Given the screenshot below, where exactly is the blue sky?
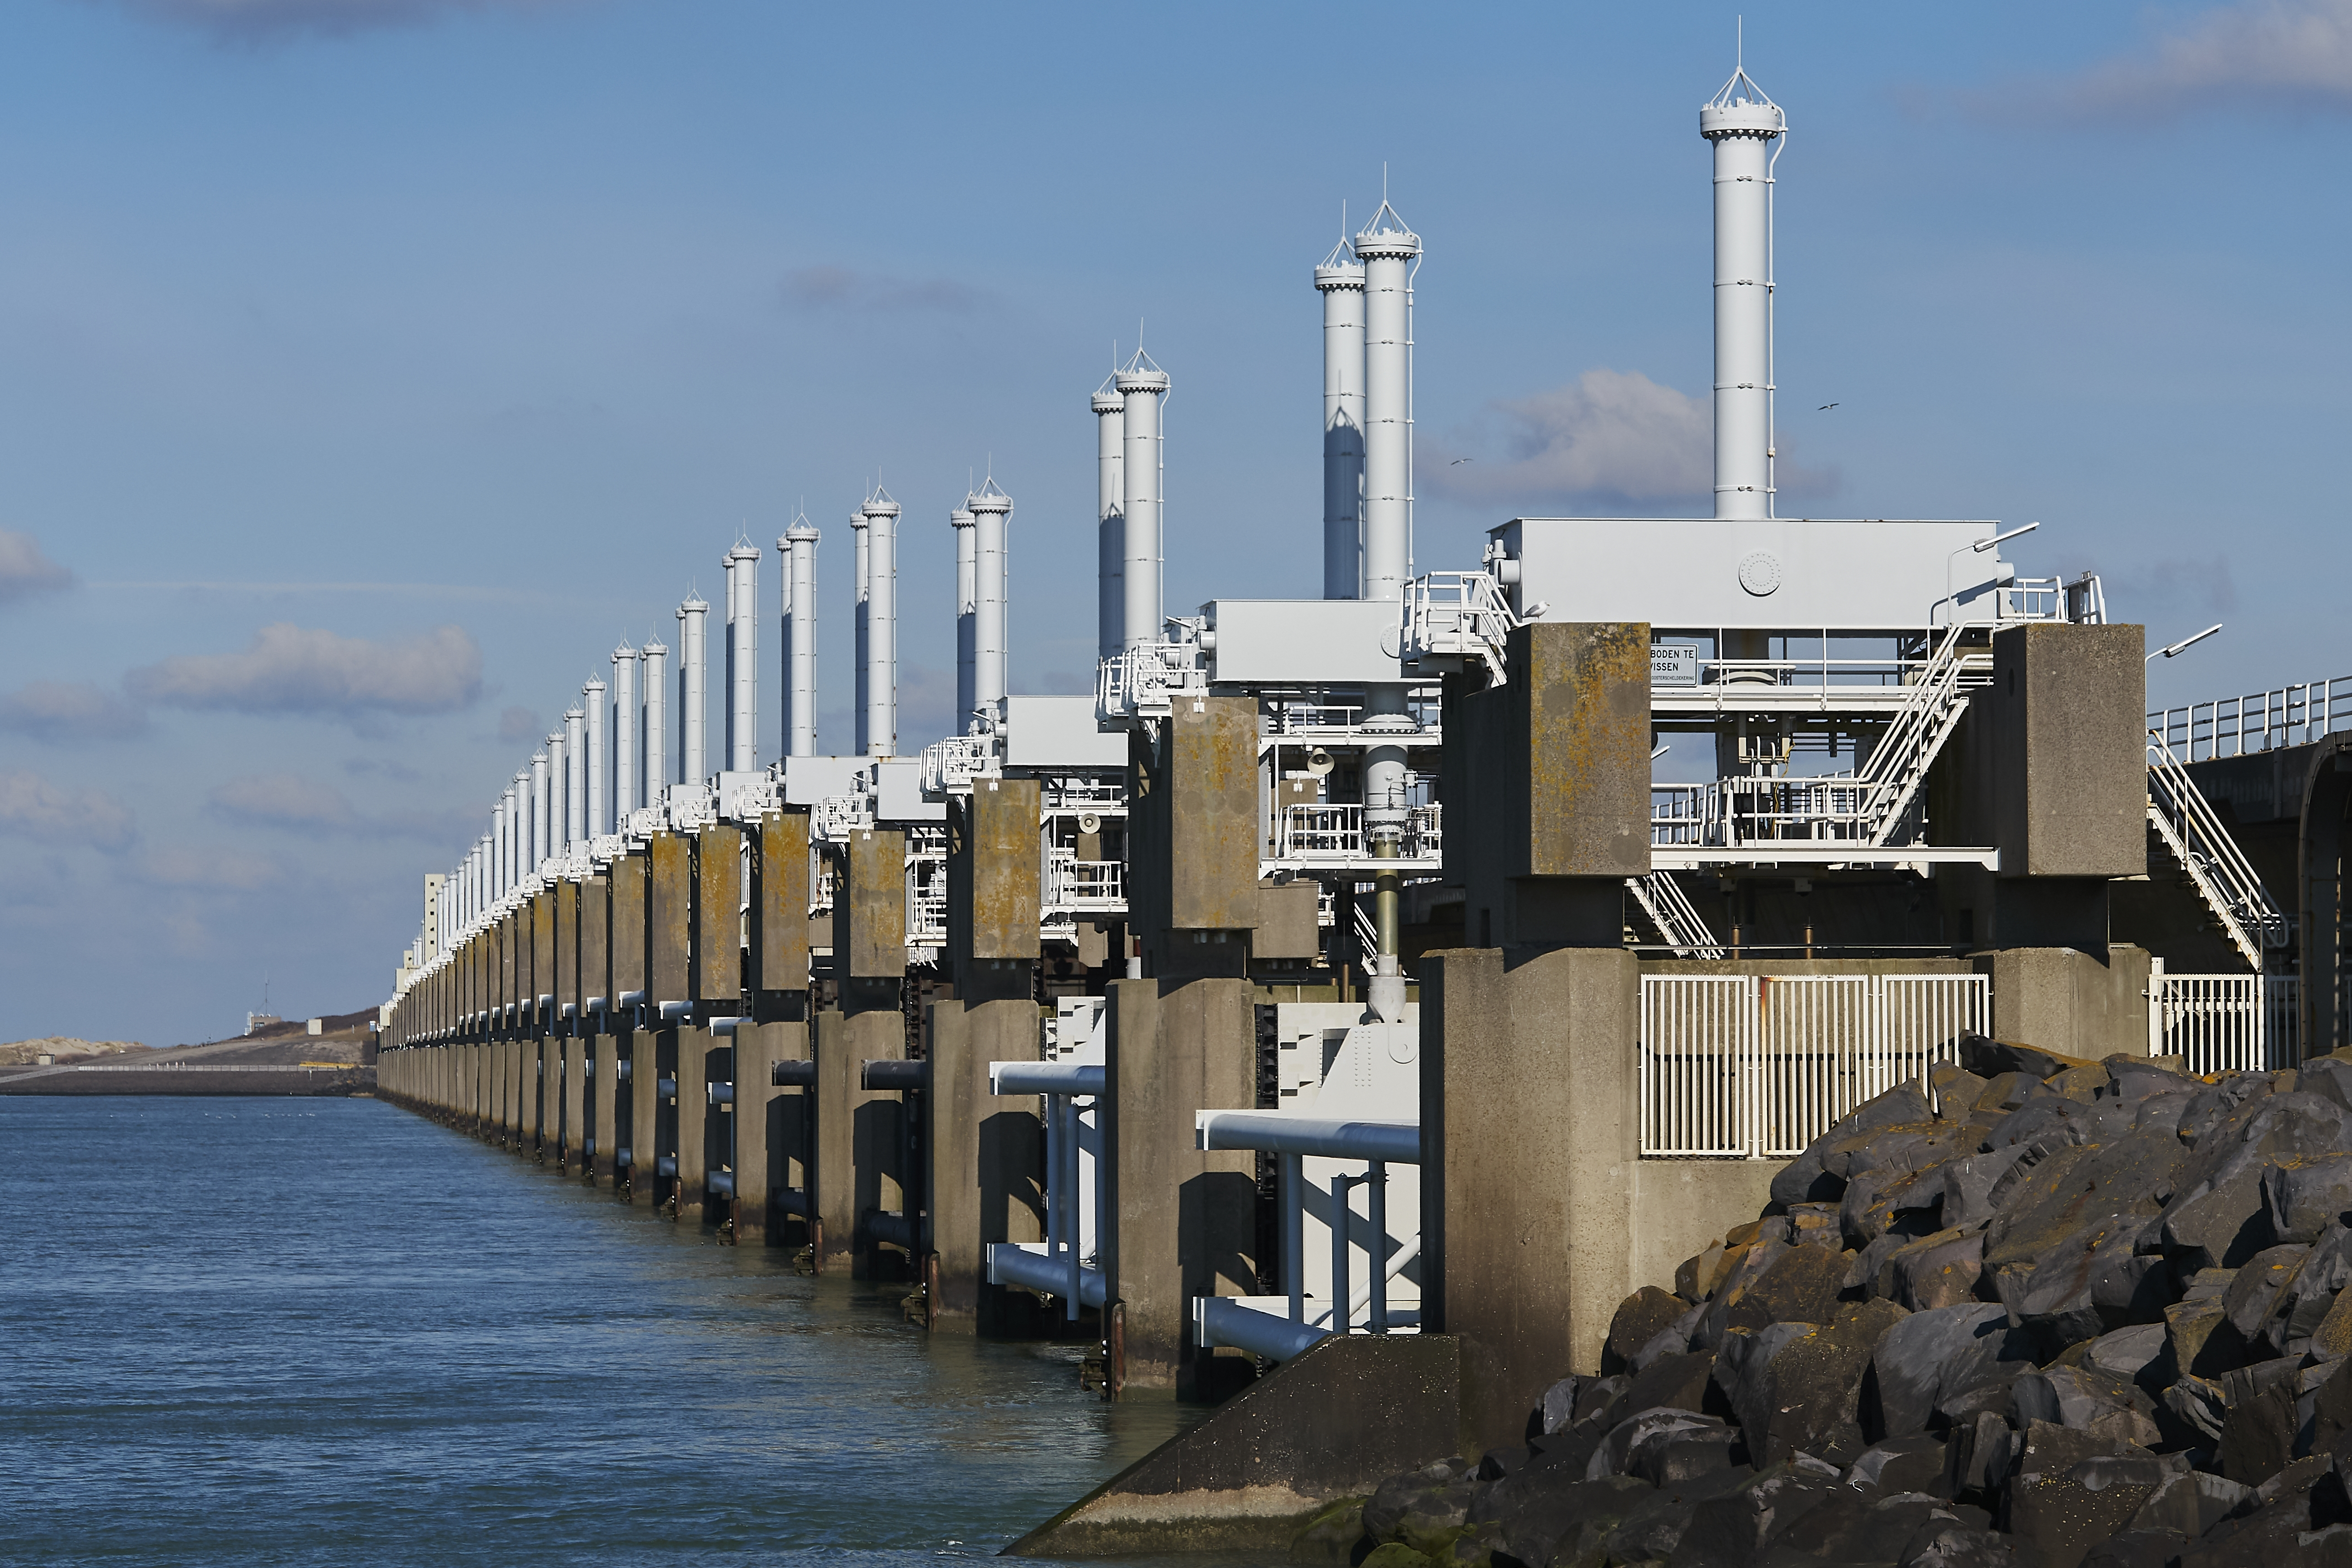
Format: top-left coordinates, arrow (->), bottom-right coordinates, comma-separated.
1,0 -> 2345,1043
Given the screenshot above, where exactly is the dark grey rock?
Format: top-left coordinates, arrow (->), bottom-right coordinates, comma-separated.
1901,1520 -> 2020,1567
1604,1284 -> 1688,1374
2002,1426 -> 2164,1568
1867,1304 -> 2038,1439
1846,1433 -> 1952,1499
2078,1529 -> 2188,1568
1943,1410 -> 2019,1504
2083,1322 -> 2171,1392
1772,1084 -> 1934,1207
1590,1463 -> 1754,1565
1960,1037 -> 2084,1081
1362,1458 -> 1477,1555
2126,1468 -> 2253,1537
1604,1349 -> 1718,1431
1465,1467 -> 1649,1568
1539,1375 -> 1582,1437
2009,1364 -> 2160,1437
2265,1155 -> 2352,1245
1943,1146 -> 2035,1233
1584,1407 -> 1723,1481
1716,1301 -> 1910,1470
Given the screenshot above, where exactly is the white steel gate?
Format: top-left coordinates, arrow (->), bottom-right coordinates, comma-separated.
2149,974 -> 2299,1075
1639,973 -> 1989,1159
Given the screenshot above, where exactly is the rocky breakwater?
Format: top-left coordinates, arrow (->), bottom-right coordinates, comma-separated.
1332,1039 -> 2352,1568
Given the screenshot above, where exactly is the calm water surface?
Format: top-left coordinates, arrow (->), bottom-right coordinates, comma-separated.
0,1097 -> 1207,1566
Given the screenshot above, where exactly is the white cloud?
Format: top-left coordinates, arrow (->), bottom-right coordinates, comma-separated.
101,0 -> 579,41
0,770 -> 137,853
0,682 -> 148,742
125,623 -> 483,718
2009,0 -> 2352,117
0,529 -> 72,605
1426,368 -> 1839,514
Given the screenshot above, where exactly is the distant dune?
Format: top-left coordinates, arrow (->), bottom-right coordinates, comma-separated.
0,1037 -> 153,1068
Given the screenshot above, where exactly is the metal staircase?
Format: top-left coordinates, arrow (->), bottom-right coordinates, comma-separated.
1626,872 -> 1725,959
1853,625 -> 1983,846
2145,730 -> 2288,972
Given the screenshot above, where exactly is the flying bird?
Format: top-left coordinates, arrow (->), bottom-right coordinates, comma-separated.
1450,457 -> 1474,465
1818,402 -> 1840,410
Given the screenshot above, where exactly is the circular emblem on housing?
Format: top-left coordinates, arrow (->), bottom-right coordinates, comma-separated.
1737,550 -> 1783,596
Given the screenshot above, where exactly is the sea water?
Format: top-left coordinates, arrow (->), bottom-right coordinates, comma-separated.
0,1096 -> 1204,1566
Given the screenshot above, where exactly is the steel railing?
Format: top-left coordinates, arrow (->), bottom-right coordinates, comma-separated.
918,736 -> 996,798
1096,641 -> 1206,723
1626,872 -> 1725,959
2150,974 -> 2300,1074
2146,729 -> 2289,971
1272,802 -> 1443,865
1401,570 -> 1516,684
1044,852 -> 1125,914
1639,973 -> 1988,1158
2152,675 -> 2352,762
1649,626 -> 1984,851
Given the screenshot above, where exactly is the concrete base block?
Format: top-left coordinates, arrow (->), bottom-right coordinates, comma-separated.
815,996 -> 906,1277
1005,1334 -> 1461,1557
590,1034 -> 618,1187
675,1026 -> 714,1227
1106,975 -> 1258,1401
1977,943 -> 2153,1059
1423,945 -> 1640,1451
928,992 -> 1045,1334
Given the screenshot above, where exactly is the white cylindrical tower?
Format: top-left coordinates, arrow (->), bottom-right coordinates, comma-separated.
1316,238 -> 1367,601
1093,380 -> 1125,663
582,681 -> 607,837
782,521 -> 820,757
510,773 -> 527,886
564,706 -> 586,848
1354,203 -> 1418,604
545,730 -> 568,859
1702,64 -> 1785,521
724,543 -> 760,773
862,489 -> 899,757
492,794 -> 508,897
952,506 -> 977,732
970,478 -> 1011,725
851,510 -> 871,756
641,639 -> 671,798
610,645 -> 640,823
530,748 -> 551,870
1116,350 -> 1168,653
677,593 -> 709,786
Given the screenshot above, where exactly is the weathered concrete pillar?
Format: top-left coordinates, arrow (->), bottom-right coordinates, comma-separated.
610,850 -> 647,1013
1105,974 -> 1258,1400
580,871 -> 610,1017
628,1027 -> 660,1206
649,832 -> 692,1015
2303,737 -> 2352,1056
696,823 -> 744,1015
675,1025 -> 715,1226
555,878 -> 580,1032
532,888 -> 555,1039
927,987 -> 1045,1334
1931,622 -> 2150,1051
522,1038 -> 543,1161
591,1030 -> 618,1187
1420,622 -> 1653,1450
752,810 -> 811,1003
562,1034 -> 586,1173
815,991 -> 906,1276
1422,945 -> 1641,1453
730,1019 -> 792,1245
936,776 -> 1047,1332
